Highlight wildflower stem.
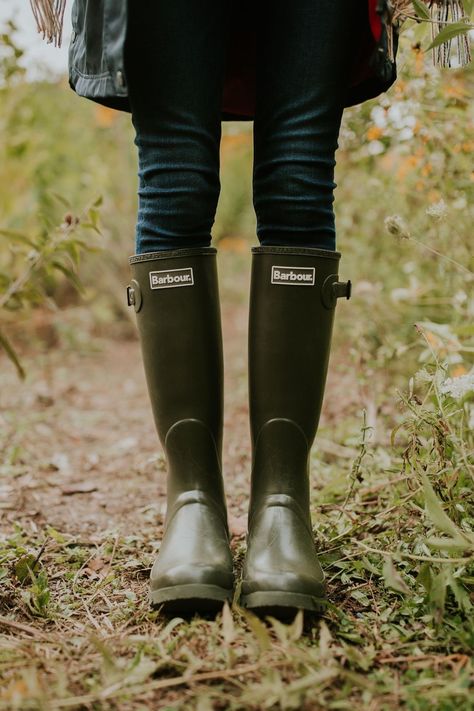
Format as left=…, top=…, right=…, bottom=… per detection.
left=410, top=237, right=473, bottom=275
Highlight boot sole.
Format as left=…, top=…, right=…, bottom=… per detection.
left=150, top=584, right=233, bottom=615
left=241, top=590, right=327, bottom=618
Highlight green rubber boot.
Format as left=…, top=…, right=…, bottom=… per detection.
left=127, top=246, right=234, bottom=613
left=241, top=245, right=351, bottom=616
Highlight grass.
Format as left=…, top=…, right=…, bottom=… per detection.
left=1, top=507, right=472, bottom=711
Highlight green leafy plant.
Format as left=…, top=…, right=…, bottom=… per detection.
left=0, top=24, right=103, bottom=378
left=0, top=197, right=102, bottom=378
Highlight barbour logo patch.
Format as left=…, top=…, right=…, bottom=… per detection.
left=149, top=267, right=194, bottom=289
left=271, top=265, right=315, bottom=286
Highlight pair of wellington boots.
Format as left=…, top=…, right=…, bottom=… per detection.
left=127, top=244, right=350, bottom=616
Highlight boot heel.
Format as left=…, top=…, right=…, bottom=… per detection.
left=150, top=584, right=233, bottom=614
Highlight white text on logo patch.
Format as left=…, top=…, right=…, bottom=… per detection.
left=271, top=265, right=315, bottom=286
left=149, top=267, right=194, bottom=289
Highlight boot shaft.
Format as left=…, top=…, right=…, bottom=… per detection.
left=128, top=247, right=226, bottom=511
left=248, top=245, right=349, bottom=450
left=128, top=247, right=224, bottom=454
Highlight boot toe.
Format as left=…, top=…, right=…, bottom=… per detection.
left=241, top=569, right=325, bottom=599
left=150, top=560, right=234, bottom=613
left=240, top=568, right=326, bottom=615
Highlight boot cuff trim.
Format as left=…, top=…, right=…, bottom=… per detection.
left=129, top=247, right=217, bottom=264
left=251, top=246, right=341, bottom=260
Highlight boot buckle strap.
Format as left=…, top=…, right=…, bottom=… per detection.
left=322, top=275, right=352, bottom=309
left=334, top=279, right=352, bottom=300
left=126, top=279, right=142, bottom=312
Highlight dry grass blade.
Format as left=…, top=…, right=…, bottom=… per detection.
left=0, top=616, right=50, bottom=640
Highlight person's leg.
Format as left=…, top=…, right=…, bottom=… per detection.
left=253, top=0, right=365, bottom=251
left=242, top=0, right=360, bottom=616
left=124, top=0, right=232, bottom=253
left=124, top=2, right=235, bottom=613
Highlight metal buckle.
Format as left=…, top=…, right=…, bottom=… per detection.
left=126, top=285, right=135, bottom=306
left=126, top=279, right=142, bottom=312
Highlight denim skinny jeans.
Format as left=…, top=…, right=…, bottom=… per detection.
left=124, top=0, right=363, bottom=254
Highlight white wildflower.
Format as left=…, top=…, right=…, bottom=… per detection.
left=367, top=140, right=385, bottom=156
left=415, top=368, right=433, bottom=384
left=399, top=127, right=414, bottom=141
left=426, top=199, right=448, bottom=220
left=370, top=105, right=387, bottom=128
left=439, top=372, right=474, bottom=400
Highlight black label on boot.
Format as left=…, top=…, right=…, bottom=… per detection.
left=271, top=265, right=315, bottom=285
left=149, top=267, right=194, bottom=289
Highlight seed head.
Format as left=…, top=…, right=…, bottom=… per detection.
left=384, top=215, right=411, bottom=240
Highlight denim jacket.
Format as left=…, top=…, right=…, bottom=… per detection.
left=69, top=0, right=398, bottom=119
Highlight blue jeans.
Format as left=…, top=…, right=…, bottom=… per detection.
left=124, top=0, right=363, bottom=254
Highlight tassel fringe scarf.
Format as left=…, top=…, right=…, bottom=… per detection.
left=29, top=0, right=66, bottom=48
left=29, top=0, right=471, bottom=66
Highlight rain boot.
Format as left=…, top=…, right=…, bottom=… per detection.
left=127, top=246, right=234, bottom=613
left=241, top=245, right=351, bottom=615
